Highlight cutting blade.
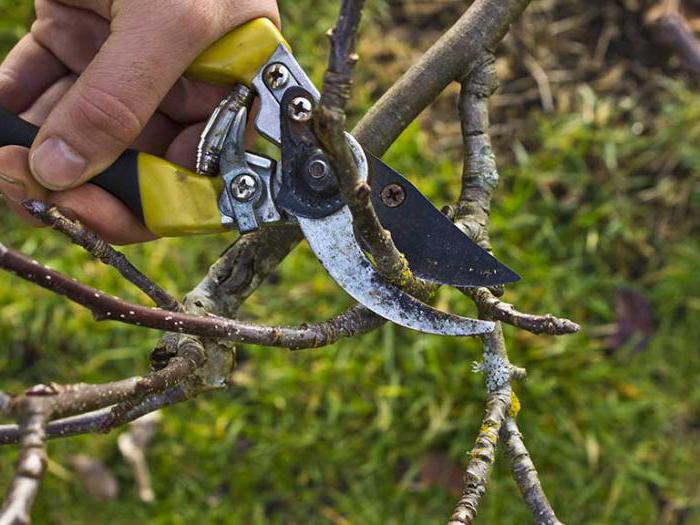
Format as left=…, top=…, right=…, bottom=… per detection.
left=367, top=153, right=520, bottom=288
left=298, top=207, right=495, bottom=337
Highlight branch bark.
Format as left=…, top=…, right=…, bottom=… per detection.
left=449, top=48, right=564, bottom=524
left=0, top=242, right=382, bottom=349
left=314, top=0, right=431, bottom=297
left=501, top=417, right=564, bottom=525
left=449, top=324, right=513, bottom=525
left=354, top=0, right=533, bottom=157
left=0, top=399, right=49, bottom=525
left=0, top=388, right=188, bottom=445
left=468, top=288, right=580, bottom=335
left=23, top=201, right=179, bottom=311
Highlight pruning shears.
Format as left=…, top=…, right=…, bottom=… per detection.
left=0, top=18, right=519, bottom=337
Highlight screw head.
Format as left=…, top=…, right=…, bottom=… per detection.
left=380, top=183, right=406, bottom=208
left=263, top=63, right=290, bottom=90
left=288, top=97, right=313, bottom=122
left=231, top=174, right=258, bottom=202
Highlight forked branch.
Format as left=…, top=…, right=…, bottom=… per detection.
left=449, top=52, right=564, bottom=525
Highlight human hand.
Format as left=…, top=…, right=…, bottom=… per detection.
left=0, top=0, right=279, bottom=244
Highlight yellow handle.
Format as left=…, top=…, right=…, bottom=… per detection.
left=138, top=154, right=226, bottom=237
left=136, top=18, right=289, bottom=237
left=186, top=18, right=288, bottom=86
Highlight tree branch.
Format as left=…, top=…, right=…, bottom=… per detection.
left=501, top=417, right=564, bottom=525
left=449, top=50, right=565, bottom=524
left=0, top=242, right=380, bottom=350
left=449, top=324, right=513, bottom=525
left=0, top=399, right=49, bottom=525
left=646, top=0, right=700, bottom=75
left=96, top=339, right=204, bottom=432
left=314, top=0, right=430, bottom=297
left=23, top=201, right=179, bottom=311
left=0, top=388, right=188, bottom=446
left=0, top=347, right=203, bottom=434
left=353, top=0, right=533, bottom=157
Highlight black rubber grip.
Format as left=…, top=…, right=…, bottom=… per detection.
left=0, top=105, right=145, bottom=222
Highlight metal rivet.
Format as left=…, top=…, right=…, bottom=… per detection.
left=263, top=63, right=290, bottom=90
left=231, top=174, right=258, bottom=202
left=380, top=183, right=406, bottom=208
left=288, top=97, right=313, bottom=122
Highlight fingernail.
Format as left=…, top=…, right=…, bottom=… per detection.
left=0, top=173, right=26, bottom=202
left=30, top=138, right=86, bottom=189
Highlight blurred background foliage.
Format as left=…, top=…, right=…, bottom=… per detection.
left=0, top=0, right=699, bottom=523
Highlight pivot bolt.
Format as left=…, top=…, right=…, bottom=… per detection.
left=380, top=183, right=406, bottom=208
left=231, top=174, right=258, bottom=202
left=303, top=152, right=338, bottom=197
left=308, top=158, right=331, bottom=180
left=263, top=63, right=290, bottom=90
left=288, top=96, right=313, bottom=122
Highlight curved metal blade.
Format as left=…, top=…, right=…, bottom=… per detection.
left=298, top=207, right=495, bottom=337
left=367, top=153, right=520, bottom=288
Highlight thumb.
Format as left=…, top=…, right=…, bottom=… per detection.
left=29, top=10, right=217, bottom=190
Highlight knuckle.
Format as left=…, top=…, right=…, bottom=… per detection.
left=70, top=82, right=144, bottom=148
left=0, top=69, right=20, bottom=93
left=162, top=2, right=216, bottom=43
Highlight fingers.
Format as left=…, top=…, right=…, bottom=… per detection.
left=34, top=0, right=225, bottom=125
left=33, top=0, right=109, bottom=74
left=20, top=75, right=76, bottom=125
left=0, top=145, right=153, bottom=244
left=165, top=123, right=206, bottom=171
left=50, top=184, right=156, bottom=244
left=131, top=112, right=180, bottom=157
left=212, top=0, right=281, bottom=30
left=0, top=146, right=49, bottom=226
left=28, top=5, right=224, bottom=192
left=159, top=78, right=230, bottom=125
left=52, top=0, right=112, bottom=19
left=0, top=34, right=67, bottom=113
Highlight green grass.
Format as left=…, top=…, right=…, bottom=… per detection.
left=1, top=1, right=699, bottom=523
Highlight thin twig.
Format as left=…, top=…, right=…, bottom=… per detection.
left=0, top=399, right=49, bottom=525
left=98, top=338, right=204, bottom=431
left=23, top=200, right=180, bottom=311
left=315, top=0, right=430, bottom=297
left=501, top=417, right=564, bottom=525
left=0, top=393, right=9, bottom=416
left=448, top=63, right=514, bottom=520
left=0, top=342, right=202, bottom=446
left=468, top=288, right=580, bottom=335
